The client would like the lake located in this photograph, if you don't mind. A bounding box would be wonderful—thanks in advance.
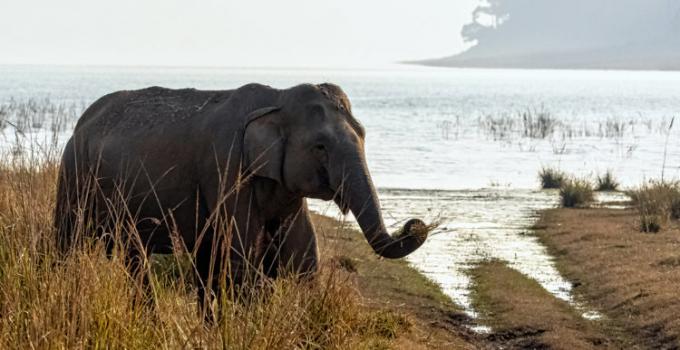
[1,64,678,320]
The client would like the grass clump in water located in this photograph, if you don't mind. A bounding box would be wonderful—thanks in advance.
[596,170,620,191]
[559,178,594,208]
[538,167,566,189]
[520,106,557,139]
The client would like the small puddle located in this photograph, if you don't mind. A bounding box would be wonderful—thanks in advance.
[594,191,631,209]
[310,188,626,328]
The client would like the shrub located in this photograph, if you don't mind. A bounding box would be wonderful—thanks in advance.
[539,167,566,189]
[596,170,620,191]
[639,213,663,233]
[559,178,594,208]
[628,181,680,232]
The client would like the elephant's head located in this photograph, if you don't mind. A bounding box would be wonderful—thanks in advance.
[244,83,427,259]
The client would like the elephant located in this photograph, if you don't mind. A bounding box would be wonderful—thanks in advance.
[54,82,428,315]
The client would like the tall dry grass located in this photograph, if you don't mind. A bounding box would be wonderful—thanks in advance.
[559,178,594,208]
[0,149,407,349]
[628,181,680,233]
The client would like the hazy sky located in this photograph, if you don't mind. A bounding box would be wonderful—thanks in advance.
[0,0,479,67]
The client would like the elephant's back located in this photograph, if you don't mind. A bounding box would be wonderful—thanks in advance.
[74,86,234,133]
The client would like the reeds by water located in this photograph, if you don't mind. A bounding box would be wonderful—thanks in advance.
[0,97,81,134]
[539,167,566,189]
[596,170,620,191]
[479,106,669,143]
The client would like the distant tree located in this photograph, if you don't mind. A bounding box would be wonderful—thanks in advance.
[461,0,680,56]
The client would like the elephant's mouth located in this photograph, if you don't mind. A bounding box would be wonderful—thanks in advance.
[321,166,350,214]
[312,184,348,214]
[312,188,336,201]
[307,166,347,214]
[315,166,337,201]
[332,189,349,214]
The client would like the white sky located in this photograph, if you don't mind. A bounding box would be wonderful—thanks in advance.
[0,0,479,68]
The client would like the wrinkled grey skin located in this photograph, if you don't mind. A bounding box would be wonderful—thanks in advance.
[55,83,427,313]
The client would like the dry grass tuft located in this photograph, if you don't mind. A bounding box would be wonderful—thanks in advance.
[627,180,680,232]
[559,178,594,208]
[596,170,620,191]
[538,167,566,189]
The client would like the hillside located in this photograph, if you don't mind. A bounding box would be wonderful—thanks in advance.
[416,0,680,71]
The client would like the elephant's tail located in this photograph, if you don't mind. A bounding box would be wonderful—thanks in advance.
[54,137,86,256]
[54,163,76,255]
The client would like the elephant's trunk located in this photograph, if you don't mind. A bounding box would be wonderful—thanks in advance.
[334,154,427,259]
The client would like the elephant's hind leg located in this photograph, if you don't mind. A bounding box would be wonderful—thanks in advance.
[54,174,76,255]
[125,245,156,309]
[194,230,229,322]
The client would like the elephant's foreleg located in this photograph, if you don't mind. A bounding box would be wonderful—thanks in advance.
[270,202,319,278]
[125,245,155,310]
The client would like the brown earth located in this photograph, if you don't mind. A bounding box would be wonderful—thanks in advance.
[313,213,488,349]
[534,208,680,349]
[469,260,622,349]
[313,205,680,349]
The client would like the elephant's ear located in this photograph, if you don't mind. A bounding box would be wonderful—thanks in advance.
[244,107,284,183]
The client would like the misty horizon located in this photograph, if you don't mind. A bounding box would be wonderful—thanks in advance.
[0,0,476,68]
[420,0,680,70]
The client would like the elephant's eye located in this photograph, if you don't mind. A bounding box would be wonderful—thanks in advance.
[313,144,326,154]
[312,144,328,162]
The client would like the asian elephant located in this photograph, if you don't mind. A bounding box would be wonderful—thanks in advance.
[54,82,428,314]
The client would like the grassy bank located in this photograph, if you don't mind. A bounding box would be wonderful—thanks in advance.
[0,158,481,349]
[534,208,680,349]
[314,214,481,349]
[469,260,616,349]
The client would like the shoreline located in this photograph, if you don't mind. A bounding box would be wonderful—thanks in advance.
[531,206,680,348]
[311,213,486,349]
[393,197,680,348]
[407,61,680,73]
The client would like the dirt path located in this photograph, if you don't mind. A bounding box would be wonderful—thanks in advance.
[469,260,621,349]
[312,214,487,349]
[534,208,680,349]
